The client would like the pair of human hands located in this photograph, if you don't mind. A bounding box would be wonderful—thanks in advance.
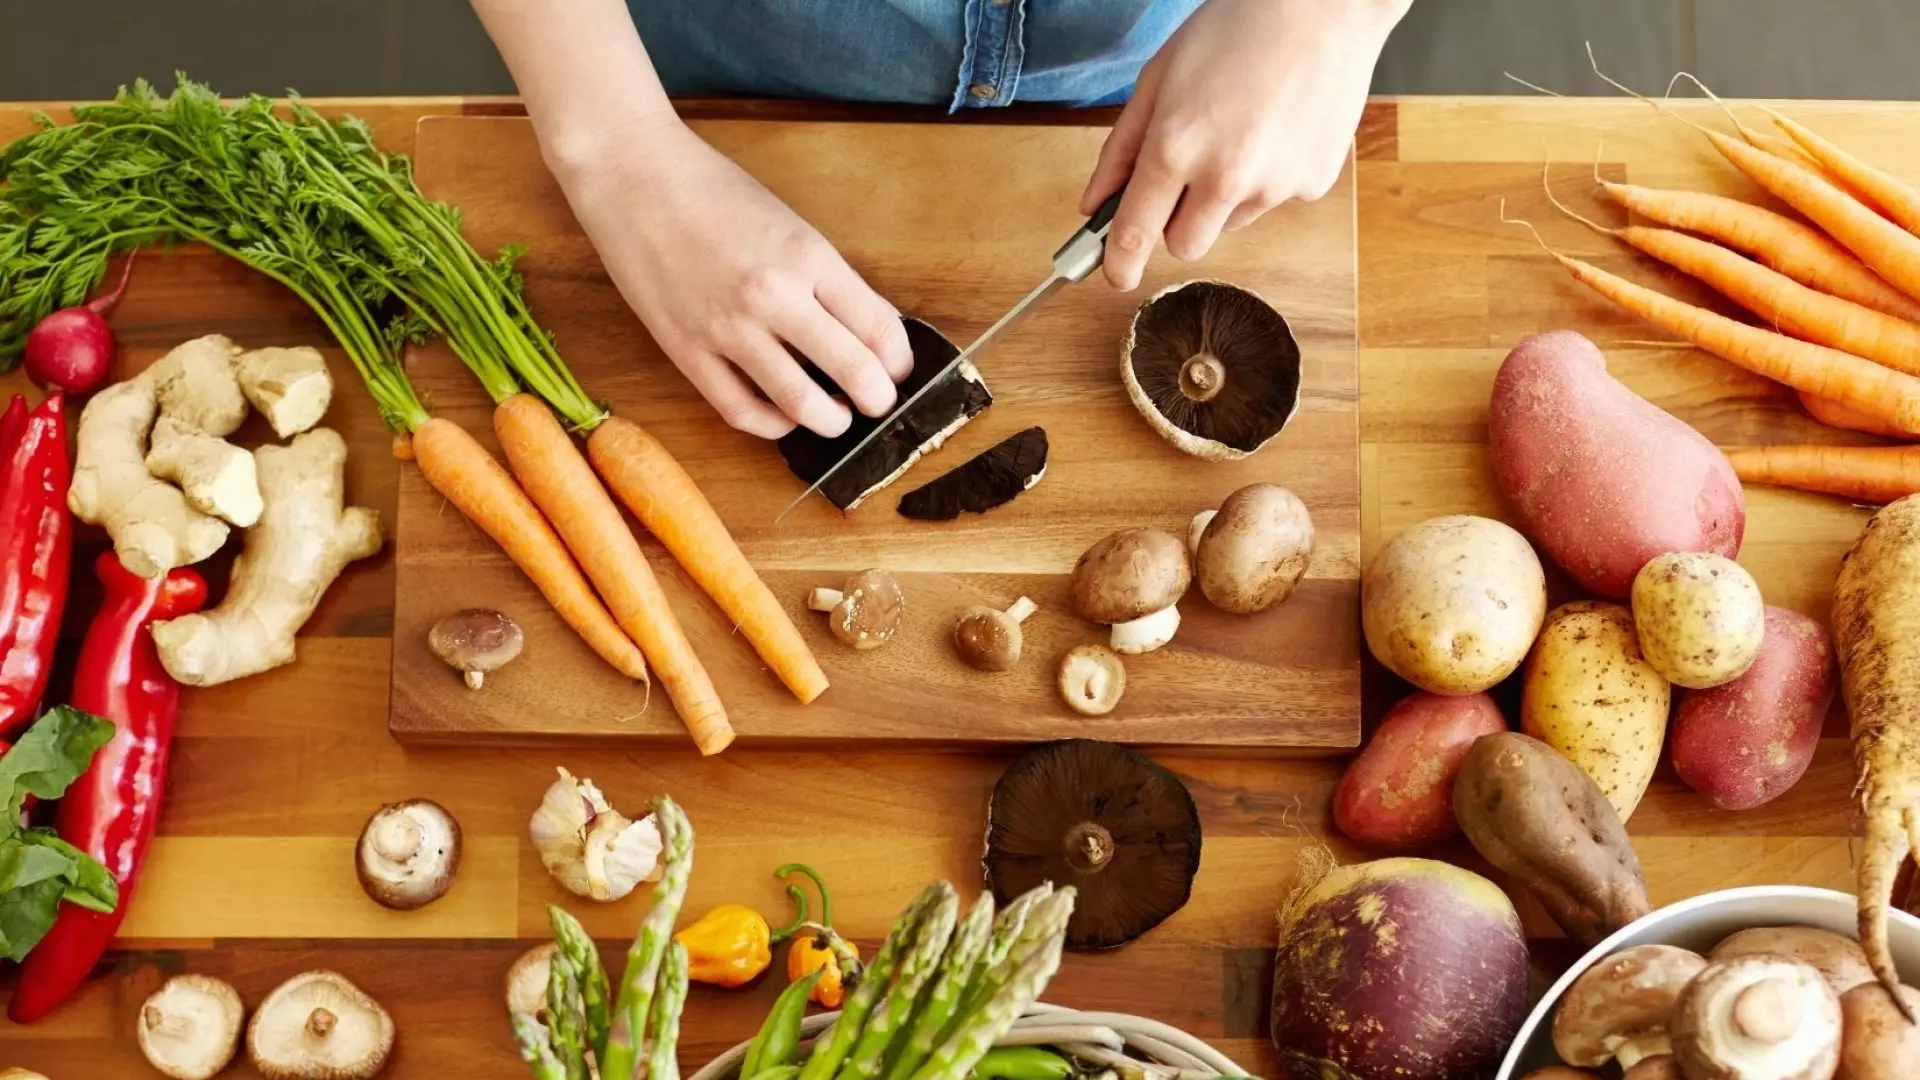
[564,0,1399,439]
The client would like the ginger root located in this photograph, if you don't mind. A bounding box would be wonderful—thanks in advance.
[238,346,333,438]
[144,335,259,528]
[152,428,382,686]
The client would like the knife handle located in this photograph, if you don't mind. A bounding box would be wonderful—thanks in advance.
[1052,186,1128,283]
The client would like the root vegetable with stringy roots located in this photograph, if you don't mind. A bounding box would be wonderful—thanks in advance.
[152,427,381,686]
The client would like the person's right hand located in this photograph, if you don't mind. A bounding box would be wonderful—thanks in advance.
[557,117,913,438]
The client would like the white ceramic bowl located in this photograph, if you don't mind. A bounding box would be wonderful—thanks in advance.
[1498,885,1920,1078]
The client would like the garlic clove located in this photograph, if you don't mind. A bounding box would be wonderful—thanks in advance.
[530,767,601,897]
[582,810,664,901]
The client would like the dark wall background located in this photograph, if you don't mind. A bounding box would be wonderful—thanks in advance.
[2,1,1917,103]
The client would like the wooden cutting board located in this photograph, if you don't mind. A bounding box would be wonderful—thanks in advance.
[390,116,1360,749]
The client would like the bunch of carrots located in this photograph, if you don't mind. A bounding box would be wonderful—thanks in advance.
[1521,64,1920,507]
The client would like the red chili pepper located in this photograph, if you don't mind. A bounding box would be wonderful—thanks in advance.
[0,393,72,738]
[7,552,207,1023]
[0,395,26,502]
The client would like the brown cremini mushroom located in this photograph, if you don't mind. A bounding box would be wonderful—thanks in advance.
[428,609,523,690]
[355,799,461,911]
[953,597,1036,671]
[1070,528,1191,654]
[1057,645,1126,717]
[983,739,1200,949]
[1838,982,1920,1080]
[1121,280,1302,460]
[1553,944,1709,1070]
[1672,955,1842,1080]
[247,971,394,1080]
[505,943,556,1022]
[136,974,244,1080]
[1710,925,1875,997]
[1190,484,1314,614]
[808,569,904,651]
[1621,1057,1680,1080]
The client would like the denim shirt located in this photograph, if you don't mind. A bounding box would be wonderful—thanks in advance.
[631,0,1205,110]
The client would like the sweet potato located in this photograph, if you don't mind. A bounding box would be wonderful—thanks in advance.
[1522,601,1670,821]
[1454,731,1651,947]
[1671,606,1832,810]
[1362,515,1548,695]
[1334,692,1509,849]
[1489,330,1744,598]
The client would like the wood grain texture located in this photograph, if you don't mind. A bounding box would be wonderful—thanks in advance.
[0,94,1914,1079]
[389,117,1362,750]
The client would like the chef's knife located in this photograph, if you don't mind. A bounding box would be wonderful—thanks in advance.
[774,189,1126,522]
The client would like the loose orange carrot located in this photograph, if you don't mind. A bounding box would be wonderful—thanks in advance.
[409,416,651,684]
[1537,247,1920,432]
[1799,391,1915,438]
[587,416,829,705]
[1705,130,1920,303]
[1726,444,1920,505]
[1769,112,1920,237]
[493,394,733,755]
[1598,181,1920,322]
[1601,224,1920,377]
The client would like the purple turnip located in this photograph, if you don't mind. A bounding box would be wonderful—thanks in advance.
[1272,854,1528,1080]
[24,254,135,394]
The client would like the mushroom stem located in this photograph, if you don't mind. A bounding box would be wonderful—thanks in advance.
[1734,978,1802,1044]
[464,669,484,690]
[306,1008,337,1039]
[1110,604,1182,655]
[369,814,422,864]
[1065,821,1117,873]
[144,1004,189,1037]
[1006,596,1037,624]
[807,587,843,612]
[1179,353,1227,402]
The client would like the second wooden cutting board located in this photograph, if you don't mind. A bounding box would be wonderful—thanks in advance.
[391,116,1361,751]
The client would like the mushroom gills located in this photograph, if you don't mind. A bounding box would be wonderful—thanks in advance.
[137,974,244,1080]
[778,317,993,511]
[897,427,1048,521]
[247,970,395,1080]
[1121,280,1302,460]
[1057,645,1126,716]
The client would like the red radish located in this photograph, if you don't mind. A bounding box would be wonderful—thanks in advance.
[23,254,135,394]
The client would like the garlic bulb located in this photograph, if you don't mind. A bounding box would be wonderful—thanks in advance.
[528,767,663,901]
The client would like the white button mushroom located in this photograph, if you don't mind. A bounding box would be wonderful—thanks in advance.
[355,799,462,911]
[136,974,244,1080]
[1671,955,1843,1080]
[808,569,905,651]
[1190,484,1315,614]
[1553,944,1710,1071]
[1057,644,1127,716]
[1070,528,1192,655]
[246,971,395,1080]
[953,597,1036,672]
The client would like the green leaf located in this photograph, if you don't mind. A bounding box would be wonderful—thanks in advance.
[0,705,115,820]
[0,878,66,962]
[25,832,119,914]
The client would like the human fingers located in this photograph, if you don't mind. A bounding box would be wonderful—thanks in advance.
[1100,154,1184,291]
[1081,98,1154,215]
[674,346,797,439]
[726,327,853,438]
[774,299,899,418]
[814,261,914,383]
[1163,184,1237,262]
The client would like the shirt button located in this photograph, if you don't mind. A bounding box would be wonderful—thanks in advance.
[969,83,997,100]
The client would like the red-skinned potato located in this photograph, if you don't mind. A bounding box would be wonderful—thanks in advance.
[1334,692,1508,849]
[1490,330,1744,597]
[1671,605,1833,810]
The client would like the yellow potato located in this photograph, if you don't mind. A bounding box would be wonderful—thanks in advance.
[1630,551,1766,689]
[1521,601,1669,820]
[1362,515,1548,695]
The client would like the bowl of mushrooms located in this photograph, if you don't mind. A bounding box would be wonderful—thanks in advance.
[1500,885,1920,1080]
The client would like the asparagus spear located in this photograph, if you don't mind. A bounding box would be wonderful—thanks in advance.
[908,906,1070,1080]
[601,796,695,1080]
[512,1012,569,1080]
[545,941,590,1080]
[956,888,1073,1022]
[549,905,613,1062]
[798,882,945,1080]
[885,892,996,1080]
[647,940,691,1080]
[836,881,959,1080]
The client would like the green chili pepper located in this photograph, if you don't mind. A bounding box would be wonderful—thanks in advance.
[968,1047,1074,1080]
[743,968,825,1077]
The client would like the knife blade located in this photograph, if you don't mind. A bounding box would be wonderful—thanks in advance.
[774,189,1126,522]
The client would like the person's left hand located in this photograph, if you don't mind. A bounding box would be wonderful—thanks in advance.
[1083,0,1411,290]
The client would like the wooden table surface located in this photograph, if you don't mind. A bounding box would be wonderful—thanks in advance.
[0,94,1914,1078]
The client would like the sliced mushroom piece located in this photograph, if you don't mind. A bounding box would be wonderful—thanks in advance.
[983,739,1200,949]
[356,799,462,911]
[953,597,1036,671]
[808,569,905,651]
[1121,280,1302,460]
[1070,528,1191,655]
[897,427,1048,521]
[779,317,993,511]
[137,974,244,1080]
[247,971,395,1080]
[1552,944,1709,1070]
[428,609,523,690]
[1838,982,1920,1080]
[505,943,556,1021]
[1191,484,1315,614]
[1057,645,1126,716]
[1710,926,1875,997]
[1672,955,1842,1080]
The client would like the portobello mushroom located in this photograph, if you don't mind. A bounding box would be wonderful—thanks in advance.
[897,427,1048,521]
[778,317,993,511]
[1122,280,1302,460]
